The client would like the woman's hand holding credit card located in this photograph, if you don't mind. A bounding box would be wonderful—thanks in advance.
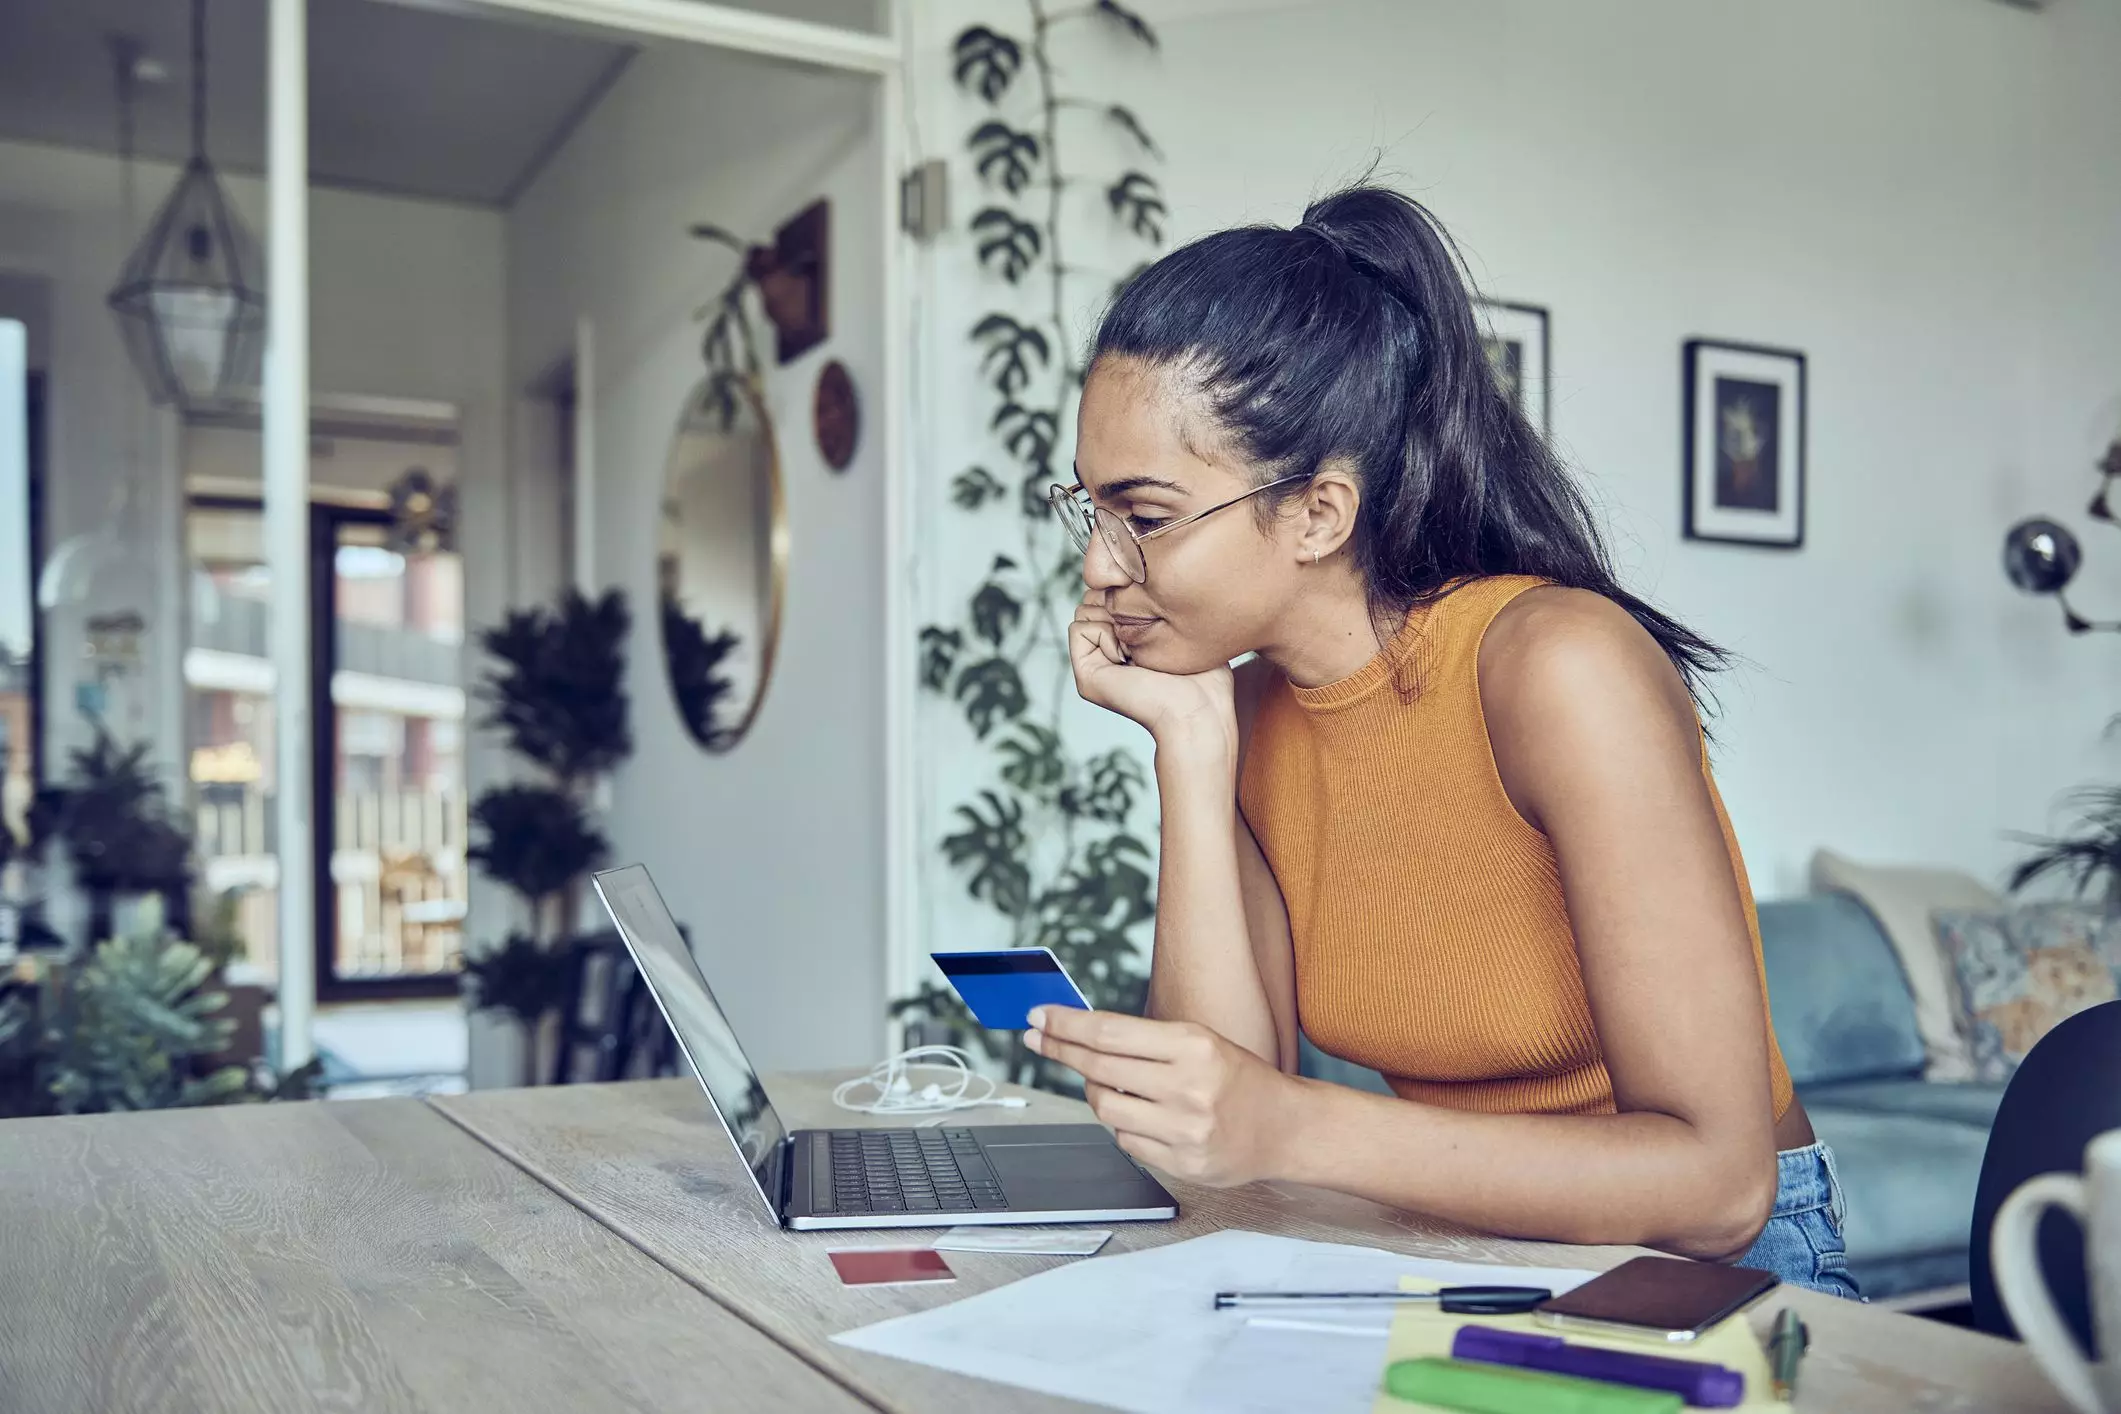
[929,948,1092,1029]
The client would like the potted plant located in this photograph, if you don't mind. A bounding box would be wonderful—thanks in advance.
[0,910,318,1117]
[2009,785,2121,916]
[461,588,632,1085]
[36,731,195,942]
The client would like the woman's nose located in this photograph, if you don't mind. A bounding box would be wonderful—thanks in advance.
[1079,529,1132,591]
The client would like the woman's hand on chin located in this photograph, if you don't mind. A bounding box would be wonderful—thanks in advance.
[1025,1005,1299,1188]
[1070,592,1237,760]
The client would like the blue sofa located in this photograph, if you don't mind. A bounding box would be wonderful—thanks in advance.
[1298,893,1994,1301]
[1758,894,1999,1299]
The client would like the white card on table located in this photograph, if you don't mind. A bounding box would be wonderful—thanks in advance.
[932,1227,1112,1256]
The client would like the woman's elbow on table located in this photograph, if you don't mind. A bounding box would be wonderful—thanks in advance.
[1655,1150,1777,1263]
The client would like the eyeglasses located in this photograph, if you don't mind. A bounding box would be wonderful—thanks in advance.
[1046,473,1310,586]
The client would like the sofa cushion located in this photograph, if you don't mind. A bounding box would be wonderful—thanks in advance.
[1811,850,2000,1082]
[1758,895,1927,1086]
[1933,903,2121,1082]
[1808,1106,1987,1271]
[1798,1077,2006,1130]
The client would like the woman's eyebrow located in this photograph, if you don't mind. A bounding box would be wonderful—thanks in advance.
[1075,466,1189,501]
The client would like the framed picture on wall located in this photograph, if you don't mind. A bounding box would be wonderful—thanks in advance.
[1476,300,1550,437]
[1683,339,1805,549]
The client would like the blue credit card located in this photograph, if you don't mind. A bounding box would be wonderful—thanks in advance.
[931,948,1091,1030]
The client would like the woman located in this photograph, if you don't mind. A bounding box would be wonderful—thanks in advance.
[1024,185,1856,1297]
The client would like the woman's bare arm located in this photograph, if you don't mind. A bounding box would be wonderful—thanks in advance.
[1142,658,1296,1069]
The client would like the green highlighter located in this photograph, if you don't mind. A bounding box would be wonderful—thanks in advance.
[1384,1357,1684,1414]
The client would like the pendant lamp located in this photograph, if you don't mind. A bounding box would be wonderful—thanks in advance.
[107,0,264,410]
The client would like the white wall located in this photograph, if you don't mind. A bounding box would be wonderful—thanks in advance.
[902,0,2121,967]
[507,41,887,1072]
[0,135,507,939]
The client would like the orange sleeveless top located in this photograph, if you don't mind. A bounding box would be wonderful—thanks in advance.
[1238,575,1793,1119]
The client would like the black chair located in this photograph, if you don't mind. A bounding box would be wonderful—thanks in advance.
[1968,998,2121,1349]
[549,932,679,1086]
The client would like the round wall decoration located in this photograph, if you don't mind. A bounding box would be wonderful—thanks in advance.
[814,358,860,472]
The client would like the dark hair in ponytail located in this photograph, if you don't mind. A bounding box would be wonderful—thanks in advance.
[1089,185,1727,708]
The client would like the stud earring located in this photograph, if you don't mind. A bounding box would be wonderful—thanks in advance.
[1311,547,1321,565]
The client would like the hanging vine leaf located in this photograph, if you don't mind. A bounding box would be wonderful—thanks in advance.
[1090,833,1159,925]
[951,466,1007,510]
[991,402,1058,469]
[1021,469,1061,522]
[972,207,1044,283]
[954,657,1029,738]
[953,26,1025,103]
[969,121,1043,195]
[942,791,1031,917]
[970,313,1051,398]
[1092,0,1160,50]
[971,580,1024,647]
[687,221,745,252]
[1032,833,1156,953]
[1060,748,1146,824]
[1105,105,1162,159]
[1106,172,1167,243]
[998,723,1067,797]
[918,626,964,691]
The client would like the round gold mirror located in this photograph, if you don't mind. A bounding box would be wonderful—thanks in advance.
[657,378,785,752]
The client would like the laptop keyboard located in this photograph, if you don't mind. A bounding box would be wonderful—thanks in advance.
[825,1128,1008,1213]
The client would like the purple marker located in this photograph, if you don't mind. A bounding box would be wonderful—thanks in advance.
[1450,1326,1745,1408]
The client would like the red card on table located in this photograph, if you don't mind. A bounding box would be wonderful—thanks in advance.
[828,1247,957,1287]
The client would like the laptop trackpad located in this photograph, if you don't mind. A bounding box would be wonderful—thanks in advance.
[984,1141,1140,1186]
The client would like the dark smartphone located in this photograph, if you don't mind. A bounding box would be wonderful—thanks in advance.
[1533,1256,1779,1344]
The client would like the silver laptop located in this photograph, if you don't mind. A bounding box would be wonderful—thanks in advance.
[592,864,1179,1231]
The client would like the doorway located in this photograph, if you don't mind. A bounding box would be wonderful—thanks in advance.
[185,410,467,1001]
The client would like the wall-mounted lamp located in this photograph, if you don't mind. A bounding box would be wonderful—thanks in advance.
[2003,440,2121,632]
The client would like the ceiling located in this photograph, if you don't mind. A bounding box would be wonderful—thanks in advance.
[0,0,636,206]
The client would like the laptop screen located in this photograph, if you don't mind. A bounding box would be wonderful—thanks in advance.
[592,864,789,1213]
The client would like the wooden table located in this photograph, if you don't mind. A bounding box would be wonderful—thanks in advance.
[429,1073,2072,1414]
[0,1098,865,1414]
[0,1075,2070,1413]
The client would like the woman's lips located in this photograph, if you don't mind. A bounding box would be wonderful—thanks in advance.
[1112,615,1160,645]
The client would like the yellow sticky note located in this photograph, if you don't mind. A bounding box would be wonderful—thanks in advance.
[1370,1278,1781,1413]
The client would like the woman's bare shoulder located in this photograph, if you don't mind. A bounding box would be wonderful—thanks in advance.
[1479,586,1704,826]
[1481,585,1694,724]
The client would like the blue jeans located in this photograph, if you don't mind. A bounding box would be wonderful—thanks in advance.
[1736,1142,1861,1299]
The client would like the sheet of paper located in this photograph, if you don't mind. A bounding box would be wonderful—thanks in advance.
[1180,1318,1395,1414]
[832,1229,1598,1414]
[1370,1277,1781,1414]
[932,1226,1113,1256]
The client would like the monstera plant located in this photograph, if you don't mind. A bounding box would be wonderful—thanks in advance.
[898,0,1168,1090]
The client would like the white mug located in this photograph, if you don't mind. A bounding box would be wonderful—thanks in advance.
[1994,1129,2121,1414]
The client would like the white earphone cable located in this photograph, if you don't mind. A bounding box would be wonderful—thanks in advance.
[830,1045,1030,1118]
